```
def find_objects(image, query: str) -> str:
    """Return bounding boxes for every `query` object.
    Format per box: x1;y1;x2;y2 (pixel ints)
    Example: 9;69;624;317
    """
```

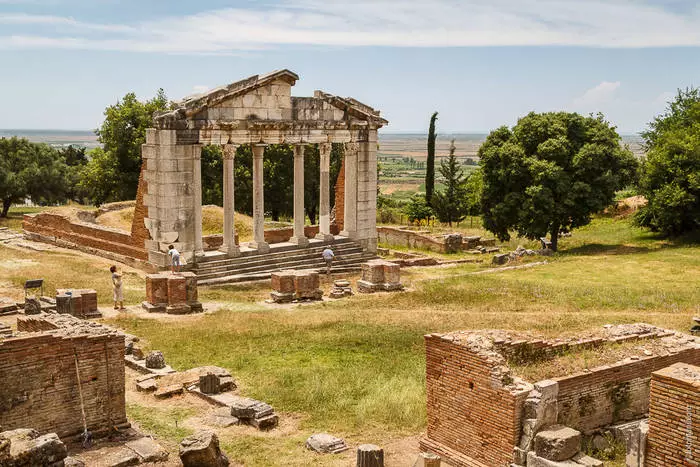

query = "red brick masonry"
646;362;700;466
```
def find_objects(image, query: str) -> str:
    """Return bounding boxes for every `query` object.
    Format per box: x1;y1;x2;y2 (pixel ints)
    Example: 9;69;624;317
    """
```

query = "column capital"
223;144;237;160
293;144;305;158
319;142;331;156
345;142;359;154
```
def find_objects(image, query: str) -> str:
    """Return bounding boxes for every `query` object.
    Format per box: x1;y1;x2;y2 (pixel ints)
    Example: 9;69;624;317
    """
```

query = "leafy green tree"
636;88;700;235
479;112;638;251
432;139;467;226
463;168;484;217
59;145;88;203
0;137;68;216
264;145;294;221
80;90;169;204
201;145;224;206
425;112;438;205
234;145;254;215
404;193;433;224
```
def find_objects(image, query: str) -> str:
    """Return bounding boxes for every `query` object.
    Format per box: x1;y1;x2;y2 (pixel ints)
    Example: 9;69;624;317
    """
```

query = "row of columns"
216;142;347;257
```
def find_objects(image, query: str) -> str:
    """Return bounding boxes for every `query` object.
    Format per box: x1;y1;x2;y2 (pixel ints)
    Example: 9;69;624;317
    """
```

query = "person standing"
110;265;125;310
322;247;335;275
168;245;181;274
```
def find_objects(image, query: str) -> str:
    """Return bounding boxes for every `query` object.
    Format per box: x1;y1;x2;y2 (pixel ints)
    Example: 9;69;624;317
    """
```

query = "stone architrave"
341;142;359;239
250;145;270;253
289;145;309;246
316;142;334;241
221;144;240;256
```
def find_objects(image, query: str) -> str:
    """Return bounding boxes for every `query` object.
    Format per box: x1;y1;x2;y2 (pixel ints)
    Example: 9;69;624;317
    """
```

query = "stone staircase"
192;237;377;285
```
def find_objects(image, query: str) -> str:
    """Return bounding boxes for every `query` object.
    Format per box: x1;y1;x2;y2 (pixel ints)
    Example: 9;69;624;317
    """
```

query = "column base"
219;245;241;257
340;230;357;239
315;233;335;242
289;236;310;247
249;241;270;253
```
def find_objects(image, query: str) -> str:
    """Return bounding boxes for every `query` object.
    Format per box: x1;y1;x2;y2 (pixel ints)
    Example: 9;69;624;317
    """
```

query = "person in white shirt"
110;265;125;310
322;247;335;275
168;245;181;274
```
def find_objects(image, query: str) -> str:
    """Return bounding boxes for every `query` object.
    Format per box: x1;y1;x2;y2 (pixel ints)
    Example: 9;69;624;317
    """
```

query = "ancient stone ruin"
358;259;403;293
0;313;128;439
420;324;700;466
270;269;323;303
55;288;101;318
142;272;202;313
24;70;387;283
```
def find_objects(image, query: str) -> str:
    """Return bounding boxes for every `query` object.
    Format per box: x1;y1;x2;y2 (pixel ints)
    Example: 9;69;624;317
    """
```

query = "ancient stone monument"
270;269;323;303
358;260;402;293
142;272;201;313
134;69;387;268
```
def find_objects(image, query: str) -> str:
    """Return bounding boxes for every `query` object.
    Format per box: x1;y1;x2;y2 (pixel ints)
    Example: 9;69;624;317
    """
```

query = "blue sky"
0;0;699;133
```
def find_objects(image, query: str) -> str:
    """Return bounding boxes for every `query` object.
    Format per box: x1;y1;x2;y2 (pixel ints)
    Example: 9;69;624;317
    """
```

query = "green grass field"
1;207;697;465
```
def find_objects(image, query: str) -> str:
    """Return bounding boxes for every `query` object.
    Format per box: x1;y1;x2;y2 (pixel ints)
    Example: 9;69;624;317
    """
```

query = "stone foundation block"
146;274;169;305
179;430;229;467
166;303;192;315
142;302;166;313
270;291;295;303
271;271;296;294
526;451;580;467
167;275;188;305
534;425;581;461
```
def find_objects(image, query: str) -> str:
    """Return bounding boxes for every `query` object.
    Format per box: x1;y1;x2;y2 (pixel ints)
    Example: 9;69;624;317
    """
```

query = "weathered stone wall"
0;320;127;439
421;333;531;467
646;363;700;466
355;140;378;252
23;212;148;261
196;79;294;122
555;348;700;432
377;227;447;253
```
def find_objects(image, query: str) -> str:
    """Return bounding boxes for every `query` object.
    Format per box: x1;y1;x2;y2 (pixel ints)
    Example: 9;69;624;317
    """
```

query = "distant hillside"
0;129;99;148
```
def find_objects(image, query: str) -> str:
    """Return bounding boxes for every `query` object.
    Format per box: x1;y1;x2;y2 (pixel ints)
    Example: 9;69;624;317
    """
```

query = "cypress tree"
426;111;438;205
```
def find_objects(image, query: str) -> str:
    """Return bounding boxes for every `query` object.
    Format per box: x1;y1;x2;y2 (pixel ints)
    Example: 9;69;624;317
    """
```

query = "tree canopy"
0;137;71;217
425;111;438;205
636;88;700;236
432;139;467;226
80;90;169;205
479;112;638;250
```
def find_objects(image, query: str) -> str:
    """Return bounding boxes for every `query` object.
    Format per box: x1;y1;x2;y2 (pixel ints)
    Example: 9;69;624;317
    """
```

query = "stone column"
340;142;358;238
250;144;270;253
221;144;240;256
316;142;334;242
193;144;204;255
289;145;309;247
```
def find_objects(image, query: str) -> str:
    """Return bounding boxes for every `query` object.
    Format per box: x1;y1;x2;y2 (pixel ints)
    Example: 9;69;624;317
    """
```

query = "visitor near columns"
322;247;335;275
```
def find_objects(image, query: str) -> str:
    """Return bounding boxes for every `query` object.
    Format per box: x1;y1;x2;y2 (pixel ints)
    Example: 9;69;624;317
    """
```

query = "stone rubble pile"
328;280;353;299
493;245;553;265
305;433;348;454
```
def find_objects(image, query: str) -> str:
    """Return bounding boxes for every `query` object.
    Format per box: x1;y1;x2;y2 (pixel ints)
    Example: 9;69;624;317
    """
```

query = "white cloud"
1;1;700;53
573;81;622;110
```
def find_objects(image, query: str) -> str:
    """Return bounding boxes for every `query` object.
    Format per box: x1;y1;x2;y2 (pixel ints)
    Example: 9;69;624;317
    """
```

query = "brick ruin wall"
422;326;700;466
23;212;148;263
646;363;700;466
0;316;127;439
555;348;700;432
421;334;531;467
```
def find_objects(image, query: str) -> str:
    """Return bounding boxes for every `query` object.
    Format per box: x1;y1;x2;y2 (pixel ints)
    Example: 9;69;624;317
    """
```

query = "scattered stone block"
179;430;230;467
492;253;509;265
0;429;68;467
204;407;240;428
305;433;348;454
229;396;278;430
534;425;581;461
413;452;441;467
294;270;323;300
443;233;463;253
99;445;141;467
155;383;184;399
571;452;603;467
200;373;222;395
125;437;169;463
357;444;384;467
329;279;353;299
145;350;166;369
526;451;580;467
136;376;158;392
0;298;19;315
24;296;42;315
